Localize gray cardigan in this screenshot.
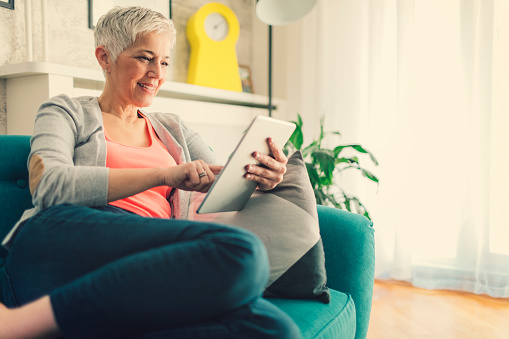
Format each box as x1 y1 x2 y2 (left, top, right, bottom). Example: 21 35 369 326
2 94 216 247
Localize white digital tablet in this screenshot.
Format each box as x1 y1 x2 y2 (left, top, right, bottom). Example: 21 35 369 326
196 115 296 214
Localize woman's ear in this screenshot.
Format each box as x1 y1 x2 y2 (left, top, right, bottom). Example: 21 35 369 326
95 45 111 72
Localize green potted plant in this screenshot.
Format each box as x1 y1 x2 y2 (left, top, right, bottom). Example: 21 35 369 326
284 114 379 220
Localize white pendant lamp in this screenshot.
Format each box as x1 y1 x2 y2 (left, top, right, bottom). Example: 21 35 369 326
256 0 317 26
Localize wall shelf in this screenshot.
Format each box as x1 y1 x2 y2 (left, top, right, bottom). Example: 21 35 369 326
0 62 275 109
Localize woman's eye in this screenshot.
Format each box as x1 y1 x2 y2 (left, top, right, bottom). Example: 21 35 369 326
137 56 168 67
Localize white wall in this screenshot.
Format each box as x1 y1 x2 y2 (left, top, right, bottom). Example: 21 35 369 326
0 0 281 134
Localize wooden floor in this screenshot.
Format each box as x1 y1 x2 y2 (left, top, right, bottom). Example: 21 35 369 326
367 280 509 339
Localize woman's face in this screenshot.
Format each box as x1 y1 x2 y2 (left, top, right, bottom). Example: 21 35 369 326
108 31 172 108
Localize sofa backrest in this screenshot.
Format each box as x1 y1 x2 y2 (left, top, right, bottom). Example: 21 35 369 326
0 135 33 240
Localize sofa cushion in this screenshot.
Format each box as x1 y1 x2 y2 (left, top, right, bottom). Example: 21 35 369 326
190 151 330 303
0 135 33 240
268 289 356 339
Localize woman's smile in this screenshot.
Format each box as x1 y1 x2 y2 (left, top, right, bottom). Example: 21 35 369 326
137 82 157 93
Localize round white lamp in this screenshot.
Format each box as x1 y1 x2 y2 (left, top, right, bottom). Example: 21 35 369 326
256 0 317 26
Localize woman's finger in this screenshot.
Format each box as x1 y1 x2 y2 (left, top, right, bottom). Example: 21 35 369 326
188 161 206 186
251 139 287 173
209 164 224 175
245 164 272 180
198 161 223 192
245 166 283 188
245 172 270 189
267 137 288 163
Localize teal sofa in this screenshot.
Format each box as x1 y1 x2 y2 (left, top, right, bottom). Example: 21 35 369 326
0 135 375 339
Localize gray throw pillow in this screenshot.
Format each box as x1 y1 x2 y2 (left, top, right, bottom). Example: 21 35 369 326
201 151 330 303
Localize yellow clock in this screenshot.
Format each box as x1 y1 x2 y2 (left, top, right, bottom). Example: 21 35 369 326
187 3 242 92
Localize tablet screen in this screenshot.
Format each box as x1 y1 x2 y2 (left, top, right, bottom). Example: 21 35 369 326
196 116 296 214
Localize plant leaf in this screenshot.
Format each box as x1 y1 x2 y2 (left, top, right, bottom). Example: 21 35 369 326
305 162 320 189
302 141 318 158
325 193 342 209
350 196 372 220
288 123 303 150
344 197 352 212
314 189 328 205
334 144 379 166
319 116 325 147
352 145 379 165
297 113 303 127
311 149 336 185
361 168 379 183
336 157 359 165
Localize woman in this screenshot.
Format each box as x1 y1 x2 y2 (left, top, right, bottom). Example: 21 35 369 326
0 6 299 339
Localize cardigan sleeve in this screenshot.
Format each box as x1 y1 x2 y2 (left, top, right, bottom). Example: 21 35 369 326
29 95 109 209
181 122 218 165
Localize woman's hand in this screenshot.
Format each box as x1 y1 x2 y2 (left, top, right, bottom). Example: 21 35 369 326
107 162 222 202
244 138 288 191
164 160 223 193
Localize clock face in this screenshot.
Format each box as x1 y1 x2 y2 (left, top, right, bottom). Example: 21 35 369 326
204 13 229 41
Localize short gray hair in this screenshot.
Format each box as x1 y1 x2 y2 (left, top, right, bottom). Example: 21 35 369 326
94 6 176 62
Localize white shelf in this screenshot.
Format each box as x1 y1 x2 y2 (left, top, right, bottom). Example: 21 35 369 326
0 62 104 81
0 62 276 109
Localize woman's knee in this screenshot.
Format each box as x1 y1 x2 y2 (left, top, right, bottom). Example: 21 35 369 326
208 226 269 305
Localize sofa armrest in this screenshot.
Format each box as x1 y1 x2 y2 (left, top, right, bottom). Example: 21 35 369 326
317 205 375 339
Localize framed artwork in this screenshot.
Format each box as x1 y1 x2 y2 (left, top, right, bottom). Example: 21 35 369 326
0 0 14 10
88 0 171 29
239 65 254 94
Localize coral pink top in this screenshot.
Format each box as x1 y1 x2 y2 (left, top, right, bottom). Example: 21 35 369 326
105 114 176 218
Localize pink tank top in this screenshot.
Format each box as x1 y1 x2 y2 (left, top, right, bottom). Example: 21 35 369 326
105 114 176 218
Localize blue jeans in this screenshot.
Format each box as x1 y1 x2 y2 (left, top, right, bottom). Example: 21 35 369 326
1 204 300 339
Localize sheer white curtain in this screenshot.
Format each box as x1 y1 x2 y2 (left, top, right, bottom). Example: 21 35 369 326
284 0 509 297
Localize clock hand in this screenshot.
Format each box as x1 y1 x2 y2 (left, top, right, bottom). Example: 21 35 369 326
214 22 226 40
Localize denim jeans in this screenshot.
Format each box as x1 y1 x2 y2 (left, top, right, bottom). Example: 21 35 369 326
1 204 300 339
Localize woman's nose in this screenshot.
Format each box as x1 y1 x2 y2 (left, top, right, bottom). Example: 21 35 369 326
148 64 163 79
